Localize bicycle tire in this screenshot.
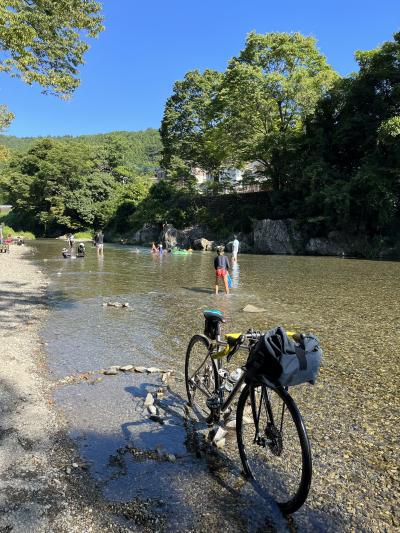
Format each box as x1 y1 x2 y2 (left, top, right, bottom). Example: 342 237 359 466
236 383 312 514
185 335 219 420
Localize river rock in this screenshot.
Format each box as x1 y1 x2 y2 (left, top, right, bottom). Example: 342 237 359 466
305 238 345 256
103 367 119 375
213 427 227 444
104 301 129 308
226 415 252 429
119 365 134 372
243 304 266 313
253 219 301 254
215 437 226 449
161 372 171 383
166 453 176 463
193 238 214 251
224 419 237 430
160 224 179 249
146 367 162 373
134 366 147 373
144 393 154 406
148 404 158 415
132 224 160 245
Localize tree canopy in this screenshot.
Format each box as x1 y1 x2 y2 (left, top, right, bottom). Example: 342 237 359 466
0 0 104 129
160 69 226 186
0 0 103 97
221 32 338 190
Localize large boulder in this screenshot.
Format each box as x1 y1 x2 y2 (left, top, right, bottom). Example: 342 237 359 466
305 238 345 256
161 224 207 249
132 225 159 245
193 238 214 251
161 224 179 249
253 219 301 254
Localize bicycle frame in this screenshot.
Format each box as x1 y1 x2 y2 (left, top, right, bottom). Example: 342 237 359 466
207 331 258 414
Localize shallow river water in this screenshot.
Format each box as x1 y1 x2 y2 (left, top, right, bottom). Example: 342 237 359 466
31 240 399 532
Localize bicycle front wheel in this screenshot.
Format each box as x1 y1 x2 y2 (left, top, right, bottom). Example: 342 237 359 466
236 383 312 514
185 335 219 420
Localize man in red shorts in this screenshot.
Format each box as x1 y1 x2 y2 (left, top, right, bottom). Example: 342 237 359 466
214 247 230 295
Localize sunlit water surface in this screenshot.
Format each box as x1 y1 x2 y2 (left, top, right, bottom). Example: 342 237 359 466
29 240 399 532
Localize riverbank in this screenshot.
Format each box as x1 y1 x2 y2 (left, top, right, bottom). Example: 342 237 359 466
126 221 400 260
0 247 159 532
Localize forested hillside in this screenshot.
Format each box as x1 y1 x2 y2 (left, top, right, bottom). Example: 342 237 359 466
0 129 161 174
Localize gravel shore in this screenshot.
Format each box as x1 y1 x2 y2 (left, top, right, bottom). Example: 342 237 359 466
0 247 153 532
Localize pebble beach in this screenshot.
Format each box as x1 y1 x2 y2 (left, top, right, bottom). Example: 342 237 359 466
0 247 148 532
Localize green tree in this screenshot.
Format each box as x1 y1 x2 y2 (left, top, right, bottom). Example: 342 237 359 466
6 138 118 234
299 32 400 234
220 32 338 190
0 0 104 129
160 69 226 183
0 0 103 96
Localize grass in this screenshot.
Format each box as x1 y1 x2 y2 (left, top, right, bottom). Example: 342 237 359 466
0 212 36 239
73 231 93 240
1 224 36 240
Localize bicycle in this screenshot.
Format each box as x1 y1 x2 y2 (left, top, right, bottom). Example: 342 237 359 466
184 309 312 514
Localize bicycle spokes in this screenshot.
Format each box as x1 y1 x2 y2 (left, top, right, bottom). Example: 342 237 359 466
237 384 311 513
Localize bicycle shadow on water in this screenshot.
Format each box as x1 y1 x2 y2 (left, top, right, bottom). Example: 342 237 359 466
57 374 355 532
115 382 290 532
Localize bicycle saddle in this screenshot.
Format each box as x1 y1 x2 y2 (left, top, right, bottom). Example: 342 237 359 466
203 309 225 322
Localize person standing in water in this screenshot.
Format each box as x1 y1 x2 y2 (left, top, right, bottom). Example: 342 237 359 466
232 235 240 263
214 247 230 295
68 233 75 249
94 230 104 256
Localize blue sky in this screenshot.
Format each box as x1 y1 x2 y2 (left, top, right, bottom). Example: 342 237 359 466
1 0 399 137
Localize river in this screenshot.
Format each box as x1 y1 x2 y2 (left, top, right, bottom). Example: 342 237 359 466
29 240 399 532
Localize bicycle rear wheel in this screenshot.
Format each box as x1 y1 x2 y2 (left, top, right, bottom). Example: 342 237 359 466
185 335 219 420
236 383 312 514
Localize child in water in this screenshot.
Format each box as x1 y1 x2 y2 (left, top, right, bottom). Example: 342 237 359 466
214 247 230 295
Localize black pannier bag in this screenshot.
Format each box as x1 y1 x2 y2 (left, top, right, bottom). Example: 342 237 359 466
245 326 323 387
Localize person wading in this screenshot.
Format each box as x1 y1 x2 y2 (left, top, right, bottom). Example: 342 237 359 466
214 247 230 295
94 230 104 256
232 235 240 263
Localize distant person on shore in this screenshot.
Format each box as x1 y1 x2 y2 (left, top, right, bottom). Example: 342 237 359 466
0 224 3 244
158 243 163 255
151 242 157 253
214 247 230 295
94 231 104 256
232 235 240 263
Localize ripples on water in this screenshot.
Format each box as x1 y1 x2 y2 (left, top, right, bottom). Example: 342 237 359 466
30 240 400 531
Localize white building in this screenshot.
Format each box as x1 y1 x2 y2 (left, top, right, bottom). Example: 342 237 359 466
155 161 268 192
